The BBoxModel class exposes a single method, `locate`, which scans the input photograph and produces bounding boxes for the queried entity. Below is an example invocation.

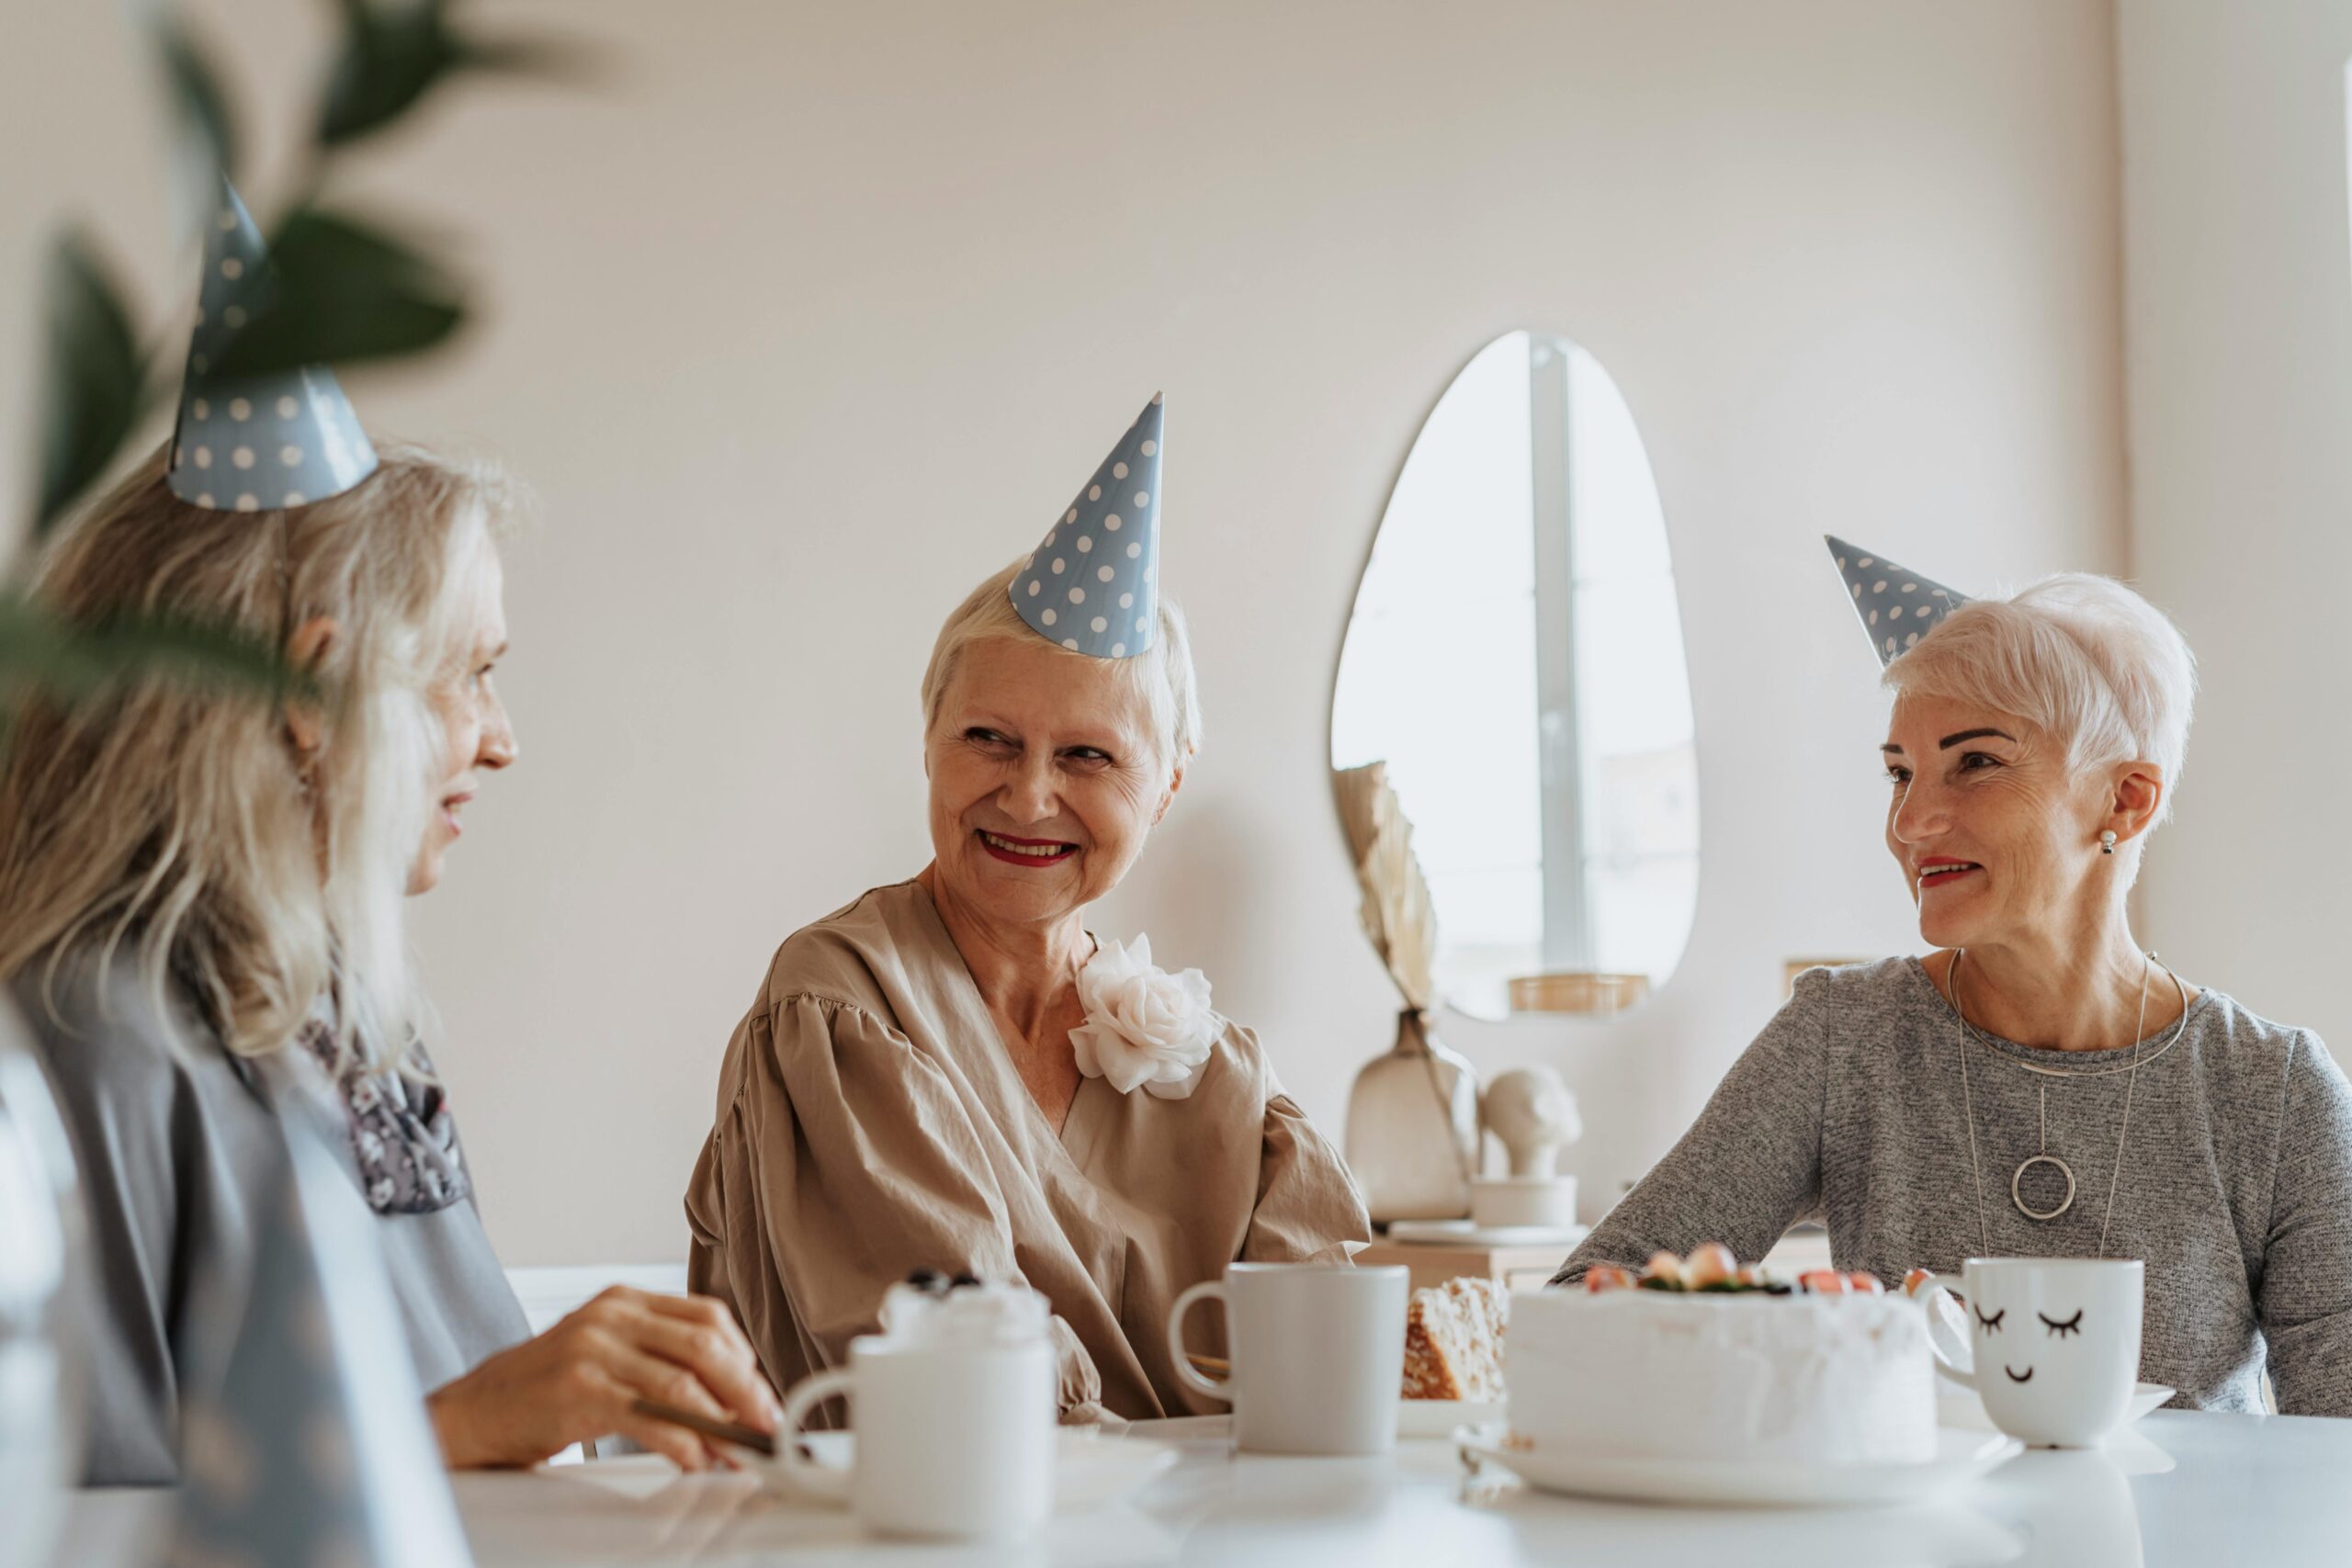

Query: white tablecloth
[46,1409,2352,1567]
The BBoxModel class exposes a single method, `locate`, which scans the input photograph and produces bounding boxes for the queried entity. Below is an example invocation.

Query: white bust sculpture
[1481,1066,1582,1179]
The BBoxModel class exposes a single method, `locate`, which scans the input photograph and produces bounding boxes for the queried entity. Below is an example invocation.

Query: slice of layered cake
[1401,1277,1509,1401]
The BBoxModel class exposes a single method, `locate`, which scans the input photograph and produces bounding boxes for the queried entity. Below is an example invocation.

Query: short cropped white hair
[1884,573,2198,827]
[919,559,1203,765]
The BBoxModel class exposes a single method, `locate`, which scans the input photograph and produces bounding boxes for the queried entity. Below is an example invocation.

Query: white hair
[1884,572,2198,829]
[0,439,520,1072]
[919,559,1202,765]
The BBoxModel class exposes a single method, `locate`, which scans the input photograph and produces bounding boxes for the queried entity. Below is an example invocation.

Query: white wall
[2,1,2125,1265]
[2120,2,2352,1065]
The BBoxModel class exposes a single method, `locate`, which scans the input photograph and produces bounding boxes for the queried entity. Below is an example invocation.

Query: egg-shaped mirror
[1331,332,1698,1020]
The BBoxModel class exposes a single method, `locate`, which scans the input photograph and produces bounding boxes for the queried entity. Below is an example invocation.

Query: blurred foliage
[35,237,145,537]
[18,0,575,714]
[210,209,465,377]
[321,0,590,146]
[0,593,312,705]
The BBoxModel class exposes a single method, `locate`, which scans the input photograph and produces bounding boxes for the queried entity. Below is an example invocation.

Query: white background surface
[2119,2,2352,1086]
[2,1,2131,1264]
[48,1411,2352,1567]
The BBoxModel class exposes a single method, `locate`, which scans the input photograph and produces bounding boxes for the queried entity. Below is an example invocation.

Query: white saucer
[1383,1219,1588,1248]
[1453,1423,2020,1508]
[1400,1397,1502,1438]
[780,1429,1179,1513]
[1936,1382,2174,1436]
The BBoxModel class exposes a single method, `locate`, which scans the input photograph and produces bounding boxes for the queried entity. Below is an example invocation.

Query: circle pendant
[2012,1154,2076,1221]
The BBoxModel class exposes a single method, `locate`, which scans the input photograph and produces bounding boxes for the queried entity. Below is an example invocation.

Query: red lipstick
[1916,855,1981,890]
[976,829,1078,868]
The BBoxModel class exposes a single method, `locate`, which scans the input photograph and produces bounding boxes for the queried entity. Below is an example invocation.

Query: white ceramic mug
[1915,1258,2143,1448]
[1167,1262,1408,1454]
[772,1335,1057,1540]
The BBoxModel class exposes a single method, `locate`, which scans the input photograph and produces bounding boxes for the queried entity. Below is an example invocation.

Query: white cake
[1507,1289,1938,1465]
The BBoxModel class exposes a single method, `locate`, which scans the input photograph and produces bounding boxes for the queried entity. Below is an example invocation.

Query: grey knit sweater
[1555,958,2352,1416]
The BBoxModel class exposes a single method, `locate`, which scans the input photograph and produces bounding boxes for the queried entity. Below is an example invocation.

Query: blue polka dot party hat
[1010,393,1163,659]
[1826,535,1971,666]
[165,176,379,513]
[163,1119,473,1568]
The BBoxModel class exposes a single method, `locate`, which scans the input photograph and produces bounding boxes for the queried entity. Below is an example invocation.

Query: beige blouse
[684,880,1371,1420]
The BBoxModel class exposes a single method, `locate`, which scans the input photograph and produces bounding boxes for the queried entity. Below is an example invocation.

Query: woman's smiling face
[924,637,1180,931]
[1881,691,2112,949]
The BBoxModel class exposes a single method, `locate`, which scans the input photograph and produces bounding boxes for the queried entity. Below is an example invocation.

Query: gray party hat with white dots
[166,177,378,513]
[1826,535,1970,666]
[163,1118,473,1568]
[1010,394,1163,659]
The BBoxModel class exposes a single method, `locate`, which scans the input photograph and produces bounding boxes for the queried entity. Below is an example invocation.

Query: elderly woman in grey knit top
[1555,558,2352,1416]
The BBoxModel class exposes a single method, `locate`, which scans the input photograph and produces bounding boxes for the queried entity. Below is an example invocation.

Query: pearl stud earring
[2099,830,2118,855]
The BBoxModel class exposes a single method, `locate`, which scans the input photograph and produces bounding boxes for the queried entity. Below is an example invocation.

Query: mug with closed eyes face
[1915,1258,2143,1447]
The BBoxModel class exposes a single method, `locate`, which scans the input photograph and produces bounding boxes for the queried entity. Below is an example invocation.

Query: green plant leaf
[0,595,110,698]
[452,31,610,85]
[153,13,241,182]
[35,235,147,537]
[0,591,312,711]
[319,2,594,146]
[209,208,466,377]
[319,0,464,146]
[74,613,313,701]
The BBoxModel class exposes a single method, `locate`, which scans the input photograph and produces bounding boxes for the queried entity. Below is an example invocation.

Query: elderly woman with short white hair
[684,398,1370,1421]
[1554,539,2352,1416]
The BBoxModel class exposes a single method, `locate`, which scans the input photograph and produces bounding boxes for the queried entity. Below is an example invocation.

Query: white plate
[1936,1382,2174,1436]
[1383,1220,1589,1248]
[1400,1397,1503,1437]
[1453,1423,2019,1508]
[777,1429,1180,1513]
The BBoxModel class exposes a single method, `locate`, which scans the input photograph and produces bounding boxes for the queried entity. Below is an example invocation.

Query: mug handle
[1167,1280,1233,1402]
[1911,1271,1977,1392]
[771,1368,855,1502]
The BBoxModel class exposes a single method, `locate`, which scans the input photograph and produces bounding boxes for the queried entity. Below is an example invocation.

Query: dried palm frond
[1333,761,1438,1011]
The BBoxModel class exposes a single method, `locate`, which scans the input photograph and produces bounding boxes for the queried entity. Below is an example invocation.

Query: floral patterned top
[297,1009,472,1215]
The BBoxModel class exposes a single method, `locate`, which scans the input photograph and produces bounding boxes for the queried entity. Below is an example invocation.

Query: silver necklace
[1951,947,2187,1258]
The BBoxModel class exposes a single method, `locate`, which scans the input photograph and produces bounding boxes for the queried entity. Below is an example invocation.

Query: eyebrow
[1880,728,2018,756]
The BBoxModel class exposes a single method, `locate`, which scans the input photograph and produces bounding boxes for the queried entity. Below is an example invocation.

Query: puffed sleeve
[1241,1092,1372,1265]
[684,993,1106,1419]
[2256,1032,2352,1416]
[1551,969,1829,1286]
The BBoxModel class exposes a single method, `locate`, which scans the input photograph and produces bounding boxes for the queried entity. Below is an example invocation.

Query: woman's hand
[425,1286,781,1471]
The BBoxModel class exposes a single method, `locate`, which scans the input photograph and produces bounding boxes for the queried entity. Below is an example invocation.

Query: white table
[48,1410,2352,1566]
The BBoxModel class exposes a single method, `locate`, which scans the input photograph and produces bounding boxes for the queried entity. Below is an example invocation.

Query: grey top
[1555,958,2352,1416]
[18,956,528,1484]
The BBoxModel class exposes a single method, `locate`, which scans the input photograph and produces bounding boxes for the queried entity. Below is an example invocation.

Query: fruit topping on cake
[1401,1277,1509,1401]
[1580,1245,1884,1296]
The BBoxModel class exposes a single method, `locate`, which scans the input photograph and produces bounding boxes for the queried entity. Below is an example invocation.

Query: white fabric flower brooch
[1071,935,1218,1100]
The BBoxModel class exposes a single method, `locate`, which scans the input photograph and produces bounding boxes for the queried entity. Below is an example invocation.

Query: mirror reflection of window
[1332,332,1698,1019]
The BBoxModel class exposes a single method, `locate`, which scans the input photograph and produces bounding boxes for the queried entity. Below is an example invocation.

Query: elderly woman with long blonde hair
[4,422,777,1481]
[684,398,1370,1421]
[1553,539,2352,1416]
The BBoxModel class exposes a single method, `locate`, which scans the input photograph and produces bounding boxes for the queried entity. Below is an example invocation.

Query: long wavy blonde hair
[0,438,516,1070]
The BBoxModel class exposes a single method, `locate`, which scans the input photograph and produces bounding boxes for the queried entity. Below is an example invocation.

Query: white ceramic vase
[1343,1010,1479,1223]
